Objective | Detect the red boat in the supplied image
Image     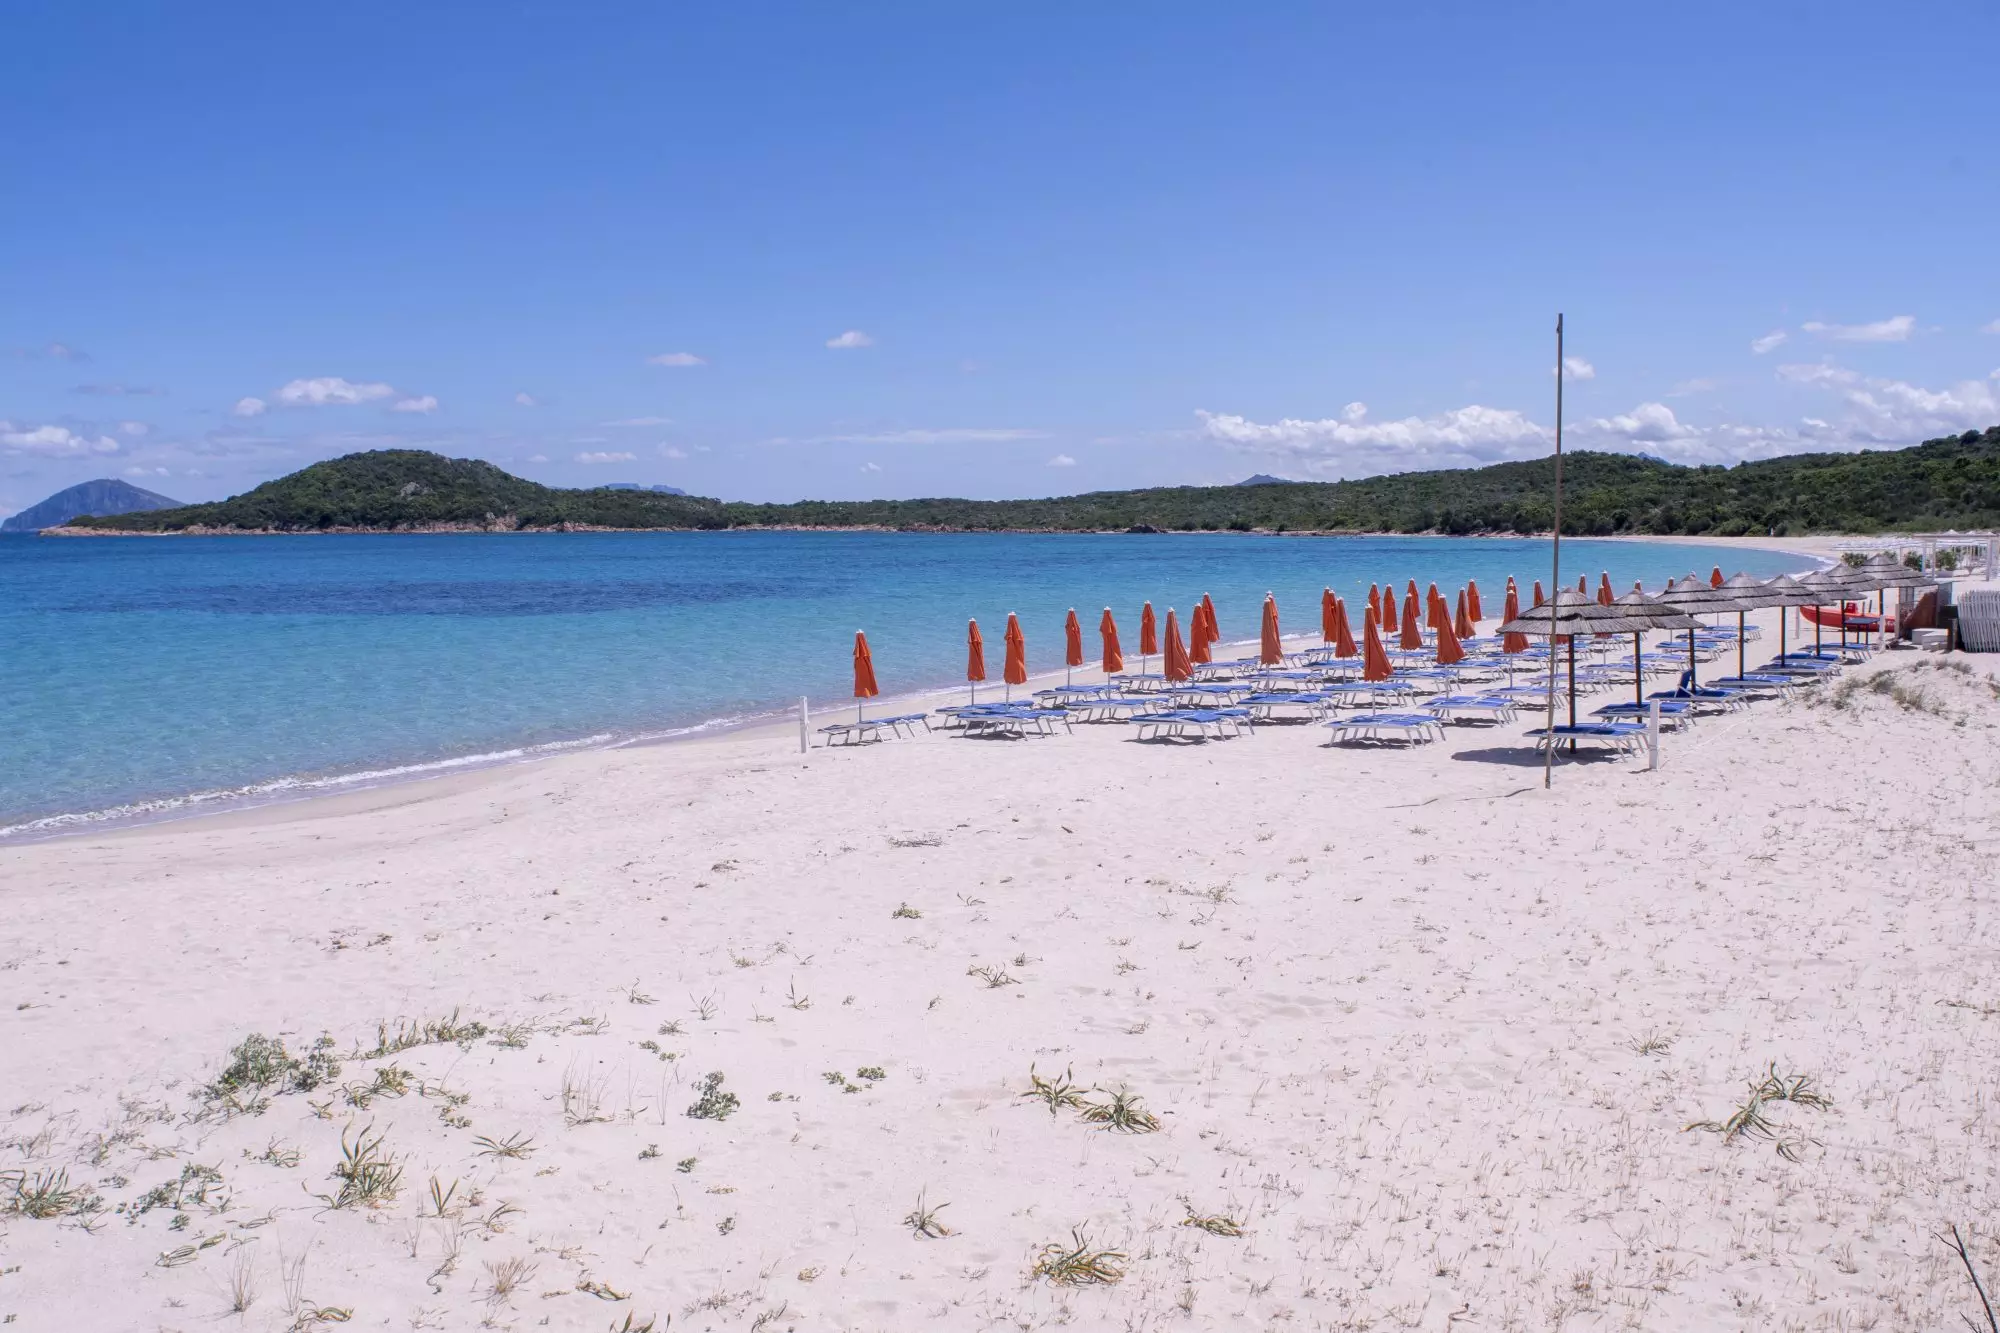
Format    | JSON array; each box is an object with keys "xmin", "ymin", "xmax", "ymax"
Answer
[{"xmin": 1801, "ymin": 602, "xmax": 1886, "ymax": 632}]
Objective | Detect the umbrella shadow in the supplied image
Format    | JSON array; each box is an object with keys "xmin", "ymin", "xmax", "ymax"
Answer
[{"xmin": 1449, "ymin": 744, "xmax": 1625, "ymax": 767}]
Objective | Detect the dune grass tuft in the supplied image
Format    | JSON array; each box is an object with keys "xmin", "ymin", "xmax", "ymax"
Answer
[{"xmin": 1030, "ymin": 1228, "xmax": 1126, "ymax": 1286}]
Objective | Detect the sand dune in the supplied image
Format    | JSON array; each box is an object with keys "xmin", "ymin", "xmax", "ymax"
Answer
[{"xmin": 5, "ymin": 612, "xmax": 2000, "ymax": 1332}]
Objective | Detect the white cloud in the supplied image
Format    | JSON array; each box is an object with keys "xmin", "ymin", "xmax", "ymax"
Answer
[
  {"xmin": 859, "ymin": 461, "xmax": 881, "ymax": 473},
  {"xmin": 119, "ymin": 420, "xmax": 149, "ymax": 437},
  {"xmin": 73, "ymin": 383, "xmax": 165, "ymax": 397},
  {"xmin": 514, "ymin": 392, "xmax": 538, "ymax": 407},
  {"xmin": 233, "ymin": 396, "xmax": 268, "ymax": 418},
  {"xmin": 275, "ymin": 377, "xmax": 397, "ymax": 406},
  {"xmin": 0, "ymin": 424, "xmax": 121, "ymax": 457},
  {"xmin": 825, "ymin": 330, "xmax": 874, "ymax": 350},
  {"xmin": 1047, "ymin": 453, "xmax": 1077, "ymax": 467},
  {"xmin": 1580, "ymin": 402, "xmax": 1701, "ymax": 443},
  {"xmin": 391, "ymin": 395, "xmax": 438, "ymax": 414},
  {"xmin": 46, "ymin": 342, "xmax": 85, "ymax": 360},
  {"xmin": 1750, "ymin": 330, "xmax": 1789, "ymax": 355},
  {"xmin": 1198, "ymin": 403, "xmax": 1550, "ymax": 477},
  {"xmin": 605, "ymin": 416, "xmax": 672, "ymax": 427},
  {"xmin": 660, "ymin": 446, "xmax": 689, "ymax": 460},
  {"xmin": 647, "ymin": 352, "xmax": 708, "ymax": 368},
  {"xmin": 1776, "ymin": 361, "xmax": 1998, "ymax": 441},
  {"xmin": 574, "ymin": 450, "xmax": 637, "ymax": 464},
  {"xmin": 1669, "ymin": 378, "xmax": 1720, "ymax": 396},
  {"xmin": 1801, "ymin": 314, "xmax": 1915, "ymax": 343},
  {"xmin": 811, "ymin": 427, "xmax": 1046, "ymax": 445},
  {"xmin": 123, "ymin": 465, "xmax": 170, "ymax": 477},
  {"xmin": 1982, "ymin": 319, "xmax": 2000, "ymax": 335},
  {"xmin": 527, "ymin": 453, "xmax": 549, "ymax": 463},
  {"xmin": 1561, "ymin": 356, "xmax": 1595, "ymax": 381}
]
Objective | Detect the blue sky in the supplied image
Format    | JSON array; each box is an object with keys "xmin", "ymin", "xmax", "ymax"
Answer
[{"xmin": 3, "ymin": 3, "xmax": 1997, "ymax": 515}]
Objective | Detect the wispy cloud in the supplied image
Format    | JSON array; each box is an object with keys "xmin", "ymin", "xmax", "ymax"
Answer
[
  {"xmin": 233, "ymin": 397, "xmax": 268, "ymax": 418},
  {"xmin": 1750, "ymin": 330, "xmax": 1789, "ymax": 355},
  {"xmin": 647, "ymin": 352, "xmax": 708, "ymax": 367},
  {"xmin": 514, "ymin": 392, "xmax": 539, "ymax": 407},
  {"xmin": 1047, "ymin": 453, "xmax": 1077, "ymax": 467},
  {"xmin": 1668, "ymin": 377, "xmax": 1720, "ymax": 396},
  {"xmin": 859, "ymin": 461, "xmax": 881, "ymax": 473},
  {"xmin": 605, "ymin": 416, "xmax": 672, "ymax": 427},
  {"xmin": 73, "ymin": 383, "xmax": 166, "ymax": 397},
  {"xmin": 276, "ymin": 376, "xmax": 397, "ymax": 406},
  {"xmin": 1801, "ymin": 314, "xmax": 1915, "ymax": 343},
  {"xmin": 8, "ymin": 342, "xmax": 88, "ymax": 361},
  {"xmin": 1561, "ymin": 356, "xmax": 1595, "ymax": 381},
  {"xmin": 574, "ymin": 450, "xmax": 637, "ymax": 464},
  {"xmin": 1982, "ymin": 319, "xmax": 2000, "ymax": 335},
  {"xmin": 825, "ymin": 330, "xmax": 874, "ymax": 350},
  {"xmin": 661, "ymin": 446, "xmax": 689, "ymax": 460},
  {"xmin": 1198, "ymin": 402, "xmax": 1549, "ymax": 478},
  {"xmin": 0, "ymin": 423, "xmax": 121, "ymax": 457},
  {"xmin": 391, "ymin": 395, "xmax": 439, "ymax": 414}
]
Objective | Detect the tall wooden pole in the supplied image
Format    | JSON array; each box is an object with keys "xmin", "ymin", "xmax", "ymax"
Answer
[{"xmin": 1543, "ymin": 314, "xmax": 1565, "ymax": 789}]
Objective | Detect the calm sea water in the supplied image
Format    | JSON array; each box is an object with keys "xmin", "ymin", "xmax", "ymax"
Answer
[{"xmin": 0, "ymin": 531, "xmax": 1808, "ymax": 834}]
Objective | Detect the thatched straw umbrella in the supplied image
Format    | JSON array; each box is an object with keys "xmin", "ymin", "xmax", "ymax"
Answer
[
  {"xmin": 1500, "ymin": 590, "xmax": 1678, "ymax": 727},
  {"xmin": 1754, "ymin": 573, "xmax": 1822, "ymax": 663},
  {"xmin": 1715, "ymin": 572, "xmax": 1786, "ymax": 679},
  {"xmin": 1650, "ymin": 577, "xmax": 1758, "ymax": 685},
  {"xmin": 1796, "ymin": 566, "xmax": 1879, "ymax": 654},
  {"xmin": 1609, "ymin": 591, "xmax": 1701, "ymax": 703},
  {"xmin": 1855, "ymin": 552, "xmax": 1936, "ymax": 640}
]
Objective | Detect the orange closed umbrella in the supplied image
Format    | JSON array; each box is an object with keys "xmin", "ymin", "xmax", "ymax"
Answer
[
  {"xmin": 1063, "ymin": 608, "xmax": 1084, "ymax": 684},
  {"xmin": 1259, "ymin": 593, "xmax": 1282, "ymax": 665},
  {"xmin": 1532, "ymin": 579, "xmax": 1546, "ymax": 608},
  {"xmin": 1381, "ymin": 583, "xmax": 1397, "ymax": 629},
  {"xmin": 1454, "ymin": 588, "xmax": 1474, "ymax": 640},
  {"xmin": 1426, "ymin": 582, "xmax": 1444, "ymax": 630},
  {"xmin": 1320, "ymin": 587, "xmax": 1337, "ymax": 644},
  {"xmin": 1367, "ymin": 583, "xmax": 1382, "ymax": 624},
  {"xmin": 1577, "ymin": 573, "xmax": 1588, "ymax": 594},
  {"xmin": 966, "ymin": 618, "xmax": 986, "ymax": 703},
  {"xmin": 852, "ymin": 630, "xmax": 879, "ymax": 722},
  {"xmin": 1597, "ymin": 572, "xmax": 1614, "ymax": 606},
  {"xmin": 1467, "ymin": 579, "xmax": 1483, "ymax": 623},
  {"xmin": 1163, "ymin": 609, "xmax": 1192, "ymax": 682},
  {"xmin": 1140, "ymin": 601, "xmax": 1158, "ymax": 666},
  {"xmin": 1399, "ymin": 584, "xmax": 1423, "ymax": 649},
  {"xmin": 1710, "ymin": 565, "xmax": 1725, "ymax": 588},
  {"xmin": 1434, "ymin": 606, "xmax": 1465, "ymax": 665},
  {"xmin": 1099, "ymin": 608, "xmax": 1124, "ymax": 675},
  {"xmin": 1200, "ymin": 593, "xmax": 1220, "ymax": 646},
  {"xmin": 1333, "ymin": 597, "xmax": 1358, "ymax": 658},
  {"xmin": 1003, "ymin": 612, "xmax": 1027, "ymax": 698},
  {"xmin": 1190, "ymin": 601, "xmax": 1212, "ymax": 665},
  {"xmin": 1362, "ymin": 610, "xmax": 1393, "ymax": 681},
  {"xmin": 1501, "ymin": 581, "xmax": 1528, "ymax": 654}
]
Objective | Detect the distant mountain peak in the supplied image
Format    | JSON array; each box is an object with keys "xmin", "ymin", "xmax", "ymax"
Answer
[
  {"xmin": 3, "ymin": 478, "xmax": 182, "ymax": 532},
  {"xmin": 1235, "ymin": 473, "xmax": 1293, "ymax": 486}
]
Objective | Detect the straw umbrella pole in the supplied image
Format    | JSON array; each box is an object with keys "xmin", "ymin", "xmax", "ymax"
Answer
[{"xmin": 1542, "ymin": 312, "xmax": 1567, "ymax": 789}]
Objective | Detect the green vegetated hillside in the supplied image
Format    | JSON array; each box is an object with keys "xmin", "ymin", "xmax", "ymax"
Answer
[
  {"xmin": 723, "ymin": 427, "xmax": 2000, "ymax": 536},
  {"xmin": 63, "ymin": 451, "xmax": 728, "ymax": 531},
  {"xmin": 54, "ymin": 427, "xmax": 2000, "ymax": 536}
]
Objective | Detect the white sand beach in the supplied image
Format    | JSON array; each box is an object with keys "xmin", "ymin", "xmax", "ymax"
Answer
[{"xmin": 6, "ymin": 607, "xmax": 2000, "ymax": 1332}]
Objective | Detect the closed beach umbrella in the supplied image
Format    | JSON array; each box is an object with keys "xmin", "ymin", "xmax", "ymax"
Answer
[
  {"xmin": 1399, "ymin": 584, "xmax": 1424, "ymax": 649},
  {"xmin": 852, "ymin": 629, "xmax": 880, "ymax": 723},
  {"xmin": 1362, "ymin": 610, "xmax": 1394, "ymax": 681},
  {"xmin": 1381, "ymin": 582, "xmax": 1397, "ymax": 630},
  {"xmin": 1710, "ymin": 566, "xmax": 1725, "ymax": 588},
  {"xmin": 1501, "ymin": 581, "xmax": 1528, "ymax": 654},
  {"xmin": 1426, "ymin": 582, "xmax": 1445, "ymax": 629},
  {"xmin": 1200, "ymin": 593, "xmax": 1220, "ymax": 646},
  {"xmin": 1367, "ymin": 583, "xmax": 1382, "ymax": 625},
  {"xmin": 1003, "ymin": 612, "xmax": 1028, "ymax": 699},
  {"xmin": 1190, "ymin": 600, "xmax": 1213, "ymax": 665},
  {"xmin": 1577, "ymin": 573, "xmax": 1588, "ymax": 594},
  {"xmin": 966, "ymin": 618, "xmax": 986, "ymax": 703},
  {"xmin": 1063, "ymin": 608, "xmax": 1084, "ymax": 685},
  {"xmin": 1260, "ymin": 593, "xmax": 1283, "ymax": 665},
  {"xmin": 1099, "ymin": 608, "xmax": 1124, "ymax": 675},
  {"xmin": 1320, "ymin": 587, "xmax": 1338, "ymax": 644},
  {"xmin": 1597, "ymin": 572, "xmax": 1614, "ymax": 606},
  {"xmin": 1140, "ymin": 601, "xmax": 1158, "ymax": 661},
  {"xmin": 1454, "ymin": 588, "xmax": 1474, "ymax": 640},
  {"xmin": 1163, "ymin": 609, "xmax": 1192, "ymax": 682},
  {"xmin": 1434, "ymin": 608, "xmax": 1466, "ymax": 666},
  {"xmin": 1333, "ymin": 597, "xmax": 1358, "ymax": 658},
  {"xmin": 1532, "ymin": 580, "xmax": 1546, "ymax": 608},
  {"xmin": 1466, "ymin": 579, "xmax": 1483, "ymax": 623}
]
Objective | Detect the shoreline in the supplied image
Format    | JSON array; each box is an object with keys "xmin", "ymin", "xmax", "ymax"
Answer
[{"xmin": 0, "ymin": 535, "xmax": 1843, "ymax": 846}]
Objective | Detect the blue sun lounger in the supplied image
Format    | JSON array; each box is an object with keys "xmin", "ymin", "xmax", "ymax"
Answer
[
  {"xmin": 1591, "ymin": 700, "xmax": 1693, "ymax": 729},
  {"xmin": 819, "ymin": 713, "xmax": 930, "ymax": 745},
  {"xmin": 1425, "ymin": 694, "xmax": 1521, "ymax": 724},
  {"xmin": 1527, "ymin": 722, "xmax": 1648, "ymax": 755},
  {"xmin": 1128, "ymin": 708, "xmax": 1251, "ymax": 741},
  {"xmin": 1324, "ymin": 712, "xmax": 1446, "ymax": 745}
]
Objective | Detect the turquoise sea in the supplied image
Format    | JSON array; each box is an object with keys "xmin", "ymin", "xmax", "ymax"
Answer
[{"xmin": 0, "ymin": 532, "xmax": 1809, "ymax": 835}]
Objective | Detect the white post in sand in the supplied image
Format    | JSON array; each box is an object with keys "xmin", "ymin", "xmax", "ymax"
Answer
[
  {"xmin": 799, "ymin": 696, "xmax": 809, "ymax": 753},
  {"xmin": 1646, "ymin": 700, "xmax": 1661, "ymax": 772}
]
